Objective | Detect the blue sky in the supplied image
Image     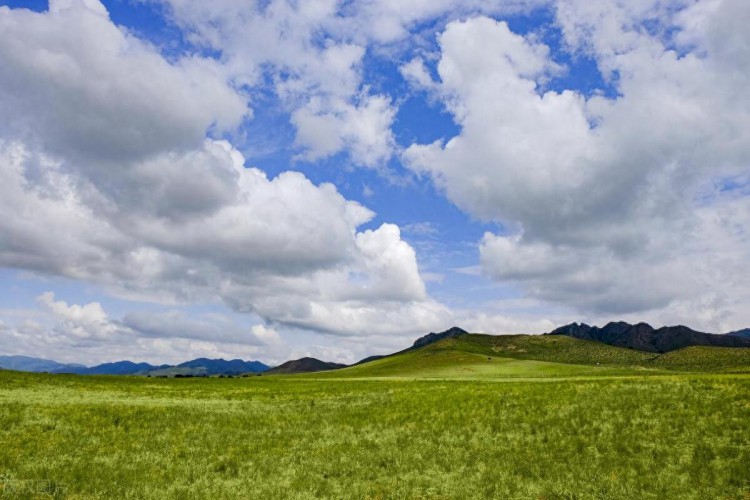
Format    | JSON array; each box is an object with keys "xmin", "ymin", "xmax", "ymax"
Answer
[{"xmin": 0, "ymin": 0, "xmax": 748, "ymax": 365}]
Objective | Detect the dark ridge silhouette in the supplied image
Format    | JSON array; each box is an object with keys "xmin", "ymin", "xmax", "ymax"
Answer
[
  {"xmin": 548, "ymin": 321, "xmax": 750, "ymax": 353},
  {"xmin": 412, "ymin": 326, "xmax": 468, "ymax": 349},
  {"xmin": 175, "ymin": 358, "xmax": 268, "ymax": 375},
  {"xmin": 351, "ymin": 326, "xmax": 471, "ymax": 366},
  {"xmin": 0, "ymin": 355, "xmax": 268, "ymax": 376},
  {"xmin": 728, "ymin": 328, "xmax": 750, "ymax": 339},
  {"xmin": 72, "ymin": 361, "xmax": 169, "ymax": 375},
  {"xmin": 266, "ymin": 357, "xmax": 346, "ymax": 374}
]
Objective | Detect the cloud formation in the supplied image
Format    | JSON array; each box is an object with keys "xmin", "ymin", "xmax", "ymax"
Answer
[
  {"xmin": 1, "ymin": 0, "xmax": 749, "ymax": 364},
  {"xmin": 0, "ymin": 0, "xmax": 450, "ymax": 340},
  {"xmin": 405, "ymin": 3, "xmax": 750, "ymax": 330}
]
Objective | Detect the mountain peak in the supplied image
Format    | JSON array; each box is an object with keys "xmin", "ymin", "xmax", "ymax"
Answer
[
  {"xmin": 549, "ymin": 321, "xmax": 750, "ymax": 353},
  {"xmin": 266, "ymin": 357, "xmax": 346, "ymax": 375},
  {"xmin": 412, "ymin": 326, "xmax": 468, "ymax": 349}
]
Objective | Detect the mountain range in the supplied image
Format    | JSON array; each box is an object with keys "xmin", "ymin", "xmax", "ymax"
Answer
[
  {"xmin": 0, "ymin": 356, "xmax": 268, "ymax": 376},
  {"xmin": 547, "ymin": 322, "xmax": 750, "ymax": 353},
  {"xmin": 2, "ymin": 321, "xmax": 749, "ymax": 376},
  {"xmin": 0, "ymin": 355, "xmax": 86, "ymax": 373}
]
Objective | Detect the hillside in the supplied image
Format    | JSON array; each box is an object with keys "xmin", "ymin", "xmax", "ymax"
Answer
[
  {"xmin": 266, "ymin": 357, "xmax": 346, "ymax": 375},
  {"xmin": 311, "ymin": 333, "xmax": 750, "ymax": 379},
  {"xmin": 648, "ymin": 346, "xmax": 750, "ymax": 372},
  {"xmin": 411, "ymin": 326, "xmax": 468, "ymax": 348},
  {"xmin": 312, "ymin": 335, "xmax": 660, "ymax": 379}
]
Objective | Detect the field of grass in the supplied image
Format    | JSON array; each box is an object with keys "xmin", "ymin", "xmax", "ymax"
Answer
[
  {"xmin": 1, "ymin": 368, "xmax": 749, "ymax": 499},
  {"xmin": 650, "ymin": 346, "xmax": 750, "ymax": 372}
]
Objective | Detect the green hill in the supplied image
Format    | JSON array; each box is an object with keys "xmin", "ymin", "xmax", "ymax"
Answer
[
  {"xmin": 310, "ymin": 335, "xmax": 654, "ymax": 379},
  {"xmin": 451, "ymin": 334, "xmax": 657, "ymax": 365},
  {"xmin": 648, "ymin": 345, "xmax": 750, "ymax": 372},
  {"xmin": 307, "ymin": 333, "xmax": 750, "ymax": 379}
]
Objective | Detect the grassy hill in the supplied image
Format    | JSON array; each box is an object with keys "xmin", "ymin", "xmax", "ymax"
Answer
[
  {"xmin": 305, "ymin": 333, "xmax": 750, "ymax": 379},
  {"xmin": 308, "ymin": 335, "xmax": 654, "ymax": 379},
  {"xmin": 649, "ymin": 345, "xmax": 750, "ymax": 372},
  {"xmin": 265, "ymin": 357, "xmax": 346, "ymax": 375}
]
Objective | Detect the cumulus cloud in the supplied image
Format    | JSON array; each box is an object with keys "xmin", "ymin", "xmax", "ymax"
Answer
[
  {"xmin": 0, "ymin": 294, "xmax": 289, "ymax": 364},
  {"xmin": 37, "ymin": 291, "xmax": 125, "ymax": 342},
  {"xmin": 0, "ymin": 0, "xmax": 247, "ymax": 163},
  {"xmin": 0, "ymin": 1, "xmax": 449, "ymax": 339},
  {"xmin": 404, "ymin": 3, "xmax": 750, "ymax": 332},
  {"xmin": 0, "ymin": 136, "xmax": 446, "ymax": 339},
  {"xmin": 151, "ymin": 0, "xmax": 552, "ymax": 167},
  {"xmin": 154, "ymin": 0, "xmax": 397, "ymax": 167}
]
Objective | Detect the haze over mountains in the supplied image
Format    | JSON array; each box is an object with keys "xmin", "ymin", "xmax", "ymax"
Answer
[
  {"xmin": 2, "ymin": 321, "xmax": 749, "ymax": 376},
  {"xmin": 0, "ymin": 356, "xmax": 268, "ymax": 376}
]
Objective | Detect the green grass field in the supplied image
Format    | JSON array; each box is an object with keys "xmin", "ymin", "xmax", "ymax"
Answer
[{"xmin": 1, "ymin": 335, "xmax": 749, "ymax": 499}]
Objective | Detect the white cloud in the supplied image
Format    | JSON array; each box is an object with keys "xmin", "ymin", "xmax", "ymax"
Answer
[
  {"xmin": 156, "ymin": 0, "xmax": 398, "ymax": 167},
  {"xmin": 455, "ymin": 311, "xmax": 557, "ymax": 335},
  {"xmin": 0, "ymin": 0, "xmax": 247, "ymax": 163},
  {"xmin": 251, "ymin": 324, "xmax": 282, "ymax": 345},
  {"xmin": 400, "ymin": 58, "xmax": 437, "ymax": 90},
  {"xmin": 0, "ymin": 295, "xmax": 289, "ymax": 364},
  {"xmin": 151, "ymin": 0, "xmax": 552, "ymax": 167},
  {"xmin": 121, "ymin": 310, "xmax": 274, "ymax": 346},
  {"xmin": 291, "ymin": 93, "xmax": 396, "ymax": 165},
  {"xmin": 0, "ymin": 135, "xmax": 446, "ymax": 338},
  {"xmin": 0, "ymin": 1, "xmax": 449, "ymax": 340},
  {"xmin": 404, "ymin": 5, "xmax": 750, "ymax": 332},
  {"xmin": 37, "ymin": 291, "xmax": 123, "ymax": 342}
]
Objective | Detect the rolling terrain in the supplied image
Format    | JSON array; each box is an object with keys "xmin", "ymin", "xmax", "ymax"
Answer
[
  {"xmin": 301, "ymin": 332, "xmax": 750, "ymax": 379},
  {"xmin": 3, "ymin": 322, "xmax": 748, "ymax": 378},
  {"xmin": 0, "ymin": 326, "xmax": 749, "ymax": 498},
  {"xmin": 265, "ymin": 357, "xmax": 346, "ymax": 374},
  {"xmin": 0, "ymin": 368, "xmax": 747, "ymax": 499}
]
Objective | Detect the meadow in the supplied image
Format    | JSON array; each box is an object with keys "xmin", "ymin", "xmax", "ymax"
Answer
[{"xmin": 1, "ymin": 367, "xmax": 749, "ymax": 499}]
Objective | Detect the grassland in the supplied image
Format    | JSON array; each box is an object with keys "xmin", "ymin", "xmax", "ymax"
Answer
[{"xmin": 1, "ymin": 366, "xmax": 749, "ymax": 499}]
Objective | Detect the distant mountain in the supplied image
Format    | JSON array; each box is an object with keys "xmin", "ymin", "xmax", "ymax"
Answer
[
  {"xmin": 548, "ymin": 321, "xmax": 750, "ymax": 353},
  {"xmin": 728, "ymin": 328, "xmax": 750, "ymax": 339},
  {"xmin": 0, "ymin": 355, "xmax": 267, "ymax": 376},
  {"xmin": 0, "ymin": 355, "xmax": 85, "ymax": 373},
  {"xmin": 175, "ymin": 358, "xmax": 268, "ymax": 375},
  {"xmin": 266, "ymin": 357, "xmax": 346, "ymax": 375},
  {"xmin": 351, "ymin": 326, "xmax": 470, "ymax": 366},
  {"xmin": 412, "ymin": 326, "xmax": 468, "ymax": 349},
  {"xmin": 72, "ymin": 361, "xmax": 169, "ymax": 375}
]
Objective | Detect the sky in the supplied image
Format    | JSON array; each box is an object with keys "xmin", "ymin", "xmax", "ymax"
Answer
[{"xmin": 0, "ymin": 0, "xmax": 748, "ymax": 366}]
